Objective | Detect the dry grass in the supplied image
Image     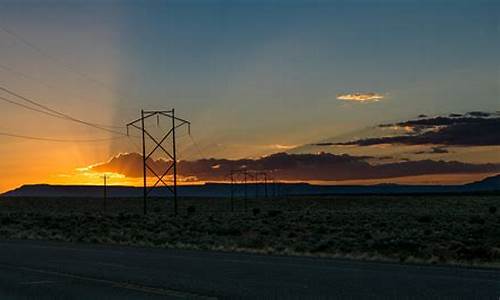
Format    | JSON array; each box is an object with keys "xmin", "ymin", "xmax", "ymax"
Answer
[{"xmin": 0, "ymin": 195, "xmax": 499, "ymax": 267}]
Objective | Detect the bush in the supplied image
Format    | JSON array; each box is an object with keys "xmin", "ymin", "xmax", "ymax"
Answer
[
  {"xmin": 267, "ymin": 210, "xmax": 281, "ymax": 218},
  {"xmin": 489, "ymin": 206, "xmax": 497, "ymax": 214},
  {"xmin": 0, "ymin": 216, "xmax": 12, "ymax": 226},
  {"xmin": 417, "ymin": 215, "xmax": 433, "ymax": 223},
  {"xmin": 469, "ymin": 215, "xmax": 485, "ymax": 225},
  {"xmin": 252, "ymin": 208, "xmax": 261, "ymax": 216},
  {"xmin": 216, "ymin": 227, "xmax": 241, "ymax": 236},
  {"xmin": 187, "ymin": 206, "xmax": 196, "ymax": 215}
]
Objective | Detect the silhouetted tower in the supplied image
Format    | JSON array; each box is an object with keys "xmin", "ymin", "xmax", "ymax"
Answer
[
  {"xmin": 102, "ymin": 174, "xmax": 108, "ymax": 213},
  {"xmin": 126, "ymin": 109, "xmax": 190, "ymax": 215},
  {"xmin": 244, "ymin": 170, "xmax": 248, "ymax": 211},
  {"xmin": 254, "ymin": 171, "xmax": 269, "ymax": 199}
]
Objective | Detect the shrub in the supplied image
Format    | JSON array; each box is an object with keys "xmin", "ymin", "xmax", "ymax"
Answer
[
  {"xmin": 469, "ymin": 215, "xmax": 485, "ymax": 225},
  {"xmin": 489, "ymin": 206, "xmax": 497, "ymax": 214},
  {"xmin": 216, "ymin": 227, "xmax": 241, "ymax": 236},
  {"xmin": 458, "ymin": 246, "xmax": 494, "ymax": 261},
  {"xmin": 0, "ymin": 215, "xmax": 12, "ymax": 226},
  {"xmin": 187, "ymin": 206, "xmax": 196, "ymax": 215},
  {"xmin": 252, "ymin": 208, "xmax": 261, "ymax": 216},
  {"xmin": 417, "ymin": 215, "xmax": 433, "ymax": 223},
  {"xmin": 267, "ymin": 210, "xmax": 281, "ymax": 218},
  {"xmin": 312, "ymin": 239, "xmax": 335, "ymax": 253}
]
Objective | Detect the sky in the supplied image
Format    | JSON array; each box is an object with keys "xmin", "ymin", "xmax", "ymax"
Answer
[{"xmin": 0, "ymin": 0, "xmax": 499, "ymax": 192}]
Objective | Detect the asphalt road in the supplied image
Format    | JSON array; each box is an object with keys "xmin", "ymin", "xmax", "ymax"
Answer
[{"xmin": 0, "ymin": 240, "xmax": 498, "ymax": 299}]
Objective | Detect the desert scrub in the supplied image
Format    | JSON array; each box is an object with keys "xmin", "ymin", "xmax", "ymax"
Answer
[{"xmin": 0, "ymin": 195, "xmax": 499, "ymax": 266}]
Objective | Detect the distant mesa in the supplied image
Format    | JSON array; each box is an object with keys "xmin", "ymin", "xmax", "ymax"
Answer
[
  {"xmin": 465, "ymin": 173, "xmax": 500, "ymax": 189},
  {"xmin": 2, "ymin": 174, "xmax": 499, "ymax": 198}
]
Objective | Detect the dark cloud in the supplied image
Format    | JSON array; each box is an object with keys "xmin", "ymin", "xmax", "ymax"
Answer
[
  {"xmin": 414, "ymin": 147, "xmax": 449, "ymax": 155},
  {"xmin": 377, "ymin": 156, "xmax": 394, "ymax": 160},
  {"xmin": 91, "ymin": 152, "xmax": 169, "ymax": 178},
  {"xmin": 467, "ymin": 111, "xmax": 491, "ymax": 117},
  {"xmin": 337, "ymin": 112, "xmax": 500, "ymax": 146},
  {"xmin": 90, "ymin": 152, "xmax": 500, "ymax": 182}
]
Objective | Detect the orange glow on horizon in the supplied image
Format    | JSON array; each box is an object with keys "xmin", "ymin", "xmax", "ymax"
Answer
[{"xmin": 2, "ymin": 168, "xmax": 498, "ymax": 194}]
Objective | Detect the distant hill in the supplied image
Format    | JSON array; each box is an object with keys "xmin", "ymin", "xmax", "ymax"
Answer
[
  {"xmin": 1, "ymin": 184, "xmax": 230, "ymax": 198},
  {"xmin": 465, "ymin": 174, "xmax": 500, "ymax": 190},
  {"xmin": 2, "ymin": 174, "xmax": 499, "ymax": 198}
]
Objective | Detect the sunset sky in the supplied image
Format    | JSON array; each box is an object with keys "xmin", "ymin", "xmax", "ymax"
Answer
[{"xmin": 0, "ymin": 0, "xmax": 499, "ymax": 192}]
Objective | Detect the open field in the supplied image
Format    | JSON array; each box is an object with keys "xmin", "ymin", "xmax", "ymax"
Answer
[{"xmin": 0, "ymin": 195, "xmax": 499, "ymax": 267}]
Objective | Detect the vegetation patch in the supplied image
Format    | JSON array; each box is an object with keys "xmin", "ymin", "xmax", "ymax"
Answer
[{"xmin": 0, "ymin": 195, "xmax": 499, "ymax": 267}]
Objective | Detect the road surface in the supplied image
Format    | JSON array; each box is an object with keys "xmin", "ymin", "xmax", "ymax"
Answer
[{"xmin": 0, "ymin": 240, "xmax": 498, "ymax": 299}]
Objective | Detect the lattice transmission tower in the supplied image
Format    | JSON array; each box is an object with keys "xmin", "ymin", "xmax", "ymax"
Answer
[{"xmin": 126, "ymin": 109, "xmax": 190, "ymax": 215}]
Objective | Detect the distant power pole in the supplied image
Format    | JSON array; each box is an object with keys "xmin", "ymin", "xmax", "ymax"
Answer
[
  {"xmin": 255, "ymin": 171, "xmax": 268, "ymax": 199},
  {"xmin": 244, "ymin": 171, "xmax": 248, "ymax": 211},
  {"xmin": 103, "ymin": 174, "xmax": 108, "ymax": 213},
  {"xmin": 255, "ymin": 172, "xmax": 259, "ymax": 199},
  {"xmin": 230, "ymin": 171, "xmax": 235, "ymax": 212},
  {"xmin": 126, "ymin": 109, "xmax": 190, "ymax": 215},
  {"xmin": 263, "ymin": 173, "xmax": 268, "ymax": 198}
]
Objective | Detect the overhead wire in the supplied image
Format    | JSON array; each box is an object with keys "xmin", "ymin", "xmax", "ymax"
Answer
[
  {"xmin": 0, "ymin": 85, "xmax": 129, "ymax": 135},
  {"xmin": 0, "ymin": 131, "xmax": 126, "ymax": 143},
  {"xmin": 187, "ymin": 133, "xmax": 208, "ymax": 160},
  {"xmin": 0, "ymin": 24, "xmax": 134, "ymax": 102},
  {"xmin": 0, "ymin": 95, "xmax": 67, "ymax": 119},
  {"xmin": 0, "ymin": 25, "xmax": 198, "ymax": 154},
  {"xmin": 0, "ymin": 63, "xmax": 54, "ymax": 90},
  {"xmin": 0, "ymin": 62, "xmax": 128, "ymax": 126}
]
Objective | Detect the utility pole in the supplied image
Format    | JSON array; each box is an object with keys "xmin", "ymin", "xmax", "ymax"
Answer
[
  {"xmin": 141, "ymin": 110, "xmax": 146, "ymax": 215},
  {"xmin": 254, "ymin": 171, "xmax": 268, "ymax": 199},
  {"xmin": 103, "ymin": 174, "xmax": 108, "ymax": 213},
  {"xmin": 255, "ymin": 172, "xmax": 259, "ymax": 199},
  {"xmin": 230, "ymin": 171, "xmax": 234, "ymax": 212},
  {"xmin": 172, "ymin": 109, "xmax": 178, "ymax": 215},
  {"xmin": 126, "ymin": 109, "xmax": 190, "ymax": 215},
  {"xmin": 264, "ymin": 173, "xmax": 268, "ymax": 198},
  {"xmin": 244, "ymin": 171, "xmax": 248, "ymax": 211}
]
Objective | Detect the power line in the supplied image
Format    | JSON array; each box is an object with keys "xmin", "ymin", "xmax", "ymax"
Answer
[
  {"xmin": 0, "ymin": 85, "xmax": 129, "ymax": 135},
  {"xmin": 0, "ymin": 131, "xmax": 126, "ymax": 143},
  {"xmin": 188, "ymin": 134, "xmax": 208, "ymax": 160},
  {"xmin": 0, "ymin": 95, "xmax": 67, "ymax": 119},
  {"xmin": 0, "ymin": 26, "xmax": 152, "ymax": 152},
  {"xmin": 0, "ymin": 24, "xmax": 132, "ymax": 101},
  {"xmin": 0, "ymin": 94, "xmax": 124, "ymax": 129},
  {"xmin": 0, "ymin": 63, "xmax": 54, "ymax": 90},
  {"xmin": 0, "ymin": 63, "xmax": 125, "ymax": 123}
]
